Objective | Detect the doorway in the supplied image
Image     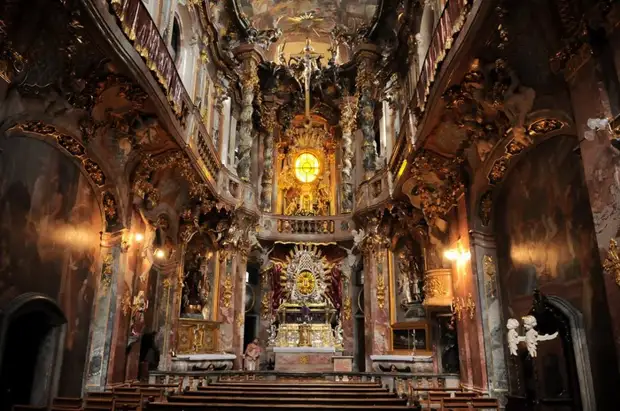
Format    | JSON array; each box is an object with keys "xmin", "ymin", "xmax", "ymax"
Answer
[{"xmin": 0, "ymin": 293, "xmax": 66, "ymax": 409}]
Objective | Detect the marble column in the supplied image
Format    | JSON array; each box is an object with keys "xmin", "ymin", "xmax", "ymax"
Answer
[
  {"xmin": 355, "ymin": 49, "xmax": 379, "ymax": 179},
  {"xmin": 233, "ymin": 46, "xmax": 261, "ymax": 182},
  {"xmin": 84, "ymin": 229, "xmax": 129, "ymax": 391},
  {"xmin": 216, "ymin": 251, "xmax": 236, "ymax": 353},
  {"xmin": 567, "ymin": 41, "xmax": 620, "ymax": 362},
  {"xmin": 340, "ymin": 258, "xmax": 356, "ymax": 355},
  {"xmin": 449, "ymin": 196, "xmax": 489, "ymax": 392},
  {"xmin": 232, "ymin": 251, "xmax": 249, "ymax": 369},
  {"xmin": 469, "ymin": 231, "xmax": 508, "ymax": 400},
  {"xmin": 260, "ymin": 103, "xmax": 277, "ymax": 212},
  {"xmin": 339, "ymin": 96, "xmax": 358, "ymax": 213},
  {"xmin": 154, "ymin": 263, "xmax": 178, "ymax": 371},
  {"xmin": 361, "ymin": 242, "xmax": 390, "ymax": 370},
  {"xmin": 258, "ymin": 267, "xmax": 272, "ymax": 354}
]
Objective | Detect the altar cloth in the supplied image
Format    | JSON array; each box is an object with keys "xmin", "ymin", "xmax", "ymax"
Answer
[{"xmin": 273, "ymin": 346, "xmax": 336, "ymax": 353}]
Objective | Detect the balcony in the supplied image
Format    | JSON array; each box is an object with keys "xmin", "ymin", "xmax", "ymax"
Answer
[
  {"xmin": 354, "ymin": 169, "xmax": 394, "ymax": 214},
  {"xmin": 108, "ymin": 0, "xmax": 230, "ymax": 197},
  {"xmin": 258, "ymin": 214, "xmax": 353, "ymax": 243}
]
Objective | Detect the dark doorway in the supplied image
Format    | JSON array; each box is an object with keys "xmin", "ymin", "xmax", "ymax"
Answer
[
  {"xmin": 0, "ymin": 294, "xmax": 66, "ymax": 409},
  {"xmin": 507, "ymin": 291, "xmax": 582, "ymax": 411}
]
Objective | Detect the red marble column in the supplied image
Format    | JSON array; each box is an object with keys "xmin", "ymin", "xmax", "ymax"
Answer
[
  {"xmin": 232, "ymin": 253, "xmax": 249, "ymax": 369},
  {"xmin": 567, "ymin": 42, "xmax": 620, "ymax": 364},
  {"xmin": 362, "ymin": 245, "xmax": 391, "ymax": 370},
  {"xmin": 216, "ymin": 252, "xmax": 236, "ymax": 353},
  {"xmin": 450, "ymin": 195, "xmax": 489, "ymax": 392}
]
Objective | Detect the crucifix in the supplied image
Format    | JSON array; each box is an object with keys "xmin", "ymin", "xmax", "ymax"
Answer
[{"xmin": 289, "ymin": 38, "xmax": 322, "ymax": 122}]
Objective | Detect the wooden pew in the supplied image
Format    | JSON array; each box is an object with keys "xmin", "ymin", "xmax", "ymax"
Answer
[
  {"xmin": 189, "ymin": 389, "xmax": 395, "ymax": 398},
  {"xmin": 11, "ymin": 406, "xmax": 46, "ymax": 411},
  {"xmin": 144, "ymin": 401, "xmax": 414, "ymax": 410},
  {"xmin": 84, "ymin": 391, "xmax": 114, "ymax": 411},
  {"xmin": 440, "ymin": 397, "xmax": 500, "ymax": 411},
  {"xmin": 52, "ymin": 397, "xmax": 83, "ymax": 409},
  {"xmin": 201, "ymin": 384, "xmax": 387, "ymax": 392}
]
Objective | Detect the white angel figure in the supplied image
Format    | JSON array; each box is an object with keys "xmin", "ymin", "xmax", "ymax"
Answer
[
  {"xmin": 522, "ymin": 315, "xmax": 558, "ymax": 358},
  {"xmin": 506, "ymin": 318, "xmax": 524, "ymax": 356},
  {"xmin": 351, "ymin": 229, "xmax": 365, "ymax": 249}
]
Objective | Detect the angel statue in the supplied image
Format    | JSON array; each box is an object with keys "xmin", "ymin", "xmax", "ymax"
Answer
[
  {"xmin": 351, "ymin": 229, "xmax": 365, "ymax": 249},
  {"xmin": 522, "ymin": 315, "xmax": 558, "ymax": 358},
  {"xmin": 506, "ymin": 318, "xmax": 524, "ymax": 357}
]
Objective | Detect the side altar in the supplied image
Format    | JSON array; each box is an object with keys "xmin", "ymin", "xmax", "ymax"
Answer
[{"xmin": 266, "ymin": 245, "xmax": 344, "ymax": 372}]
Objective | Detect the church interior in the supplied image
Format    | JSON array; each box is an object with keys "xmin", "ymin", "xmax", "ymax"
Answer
[{"xmin": 1, "ymin": 0, "xmax": 620, "ymax": 410}]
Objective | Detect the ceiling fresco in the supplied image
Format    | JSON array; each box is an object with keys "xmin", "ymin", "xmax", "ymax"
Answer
[{"xmin": 238, "ymin": 0, "xmax": 379, "ymax": 42}]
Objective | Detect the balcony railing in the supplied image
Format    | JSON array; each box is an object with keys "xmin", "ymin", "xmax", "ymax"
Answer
[
  {"xmin": 354, "ymin": 169, "xmax": 393, "ymax": 213},
  {"xmin": 259, "ymin": 214, "xmax": 354, "ymax": 242},
  {"xmin": 411, "ymin": 0, "xmax": 471, "ymax": 114}
]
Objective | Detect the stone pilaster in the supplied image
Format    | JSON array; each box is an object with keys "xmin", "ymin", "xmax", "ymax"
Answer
[
  {"xmin": 234, "ymin": 46, "xmax": 261, "ymax": 182},
  {"xmin": 232, "ymin": 252, "xmax": 249, "ymax": 369},
  {"xmin": 469, "ymin": 231, "xmax": 508, "ymax": 400},
  {"xmin": 83, "ymin": 229, "xmax": 129, "ymax": 391},
  {"xmin": 258, "ymin": 267, "xmax": 272, "ymax": 355},
  {"xmin": 355, "ymin": 49, "xmax": 379, "ymax": 179},
  {"xmin": 339, "ymin": 96, "xmax": 358, "ymax": 213},
  {"xmin": 154, "ymin": 263, "xmax": 177, "ymax": 371},
  {"xmin": 341, "ymin": 264, "xmax": 355, "ymax": 355}
]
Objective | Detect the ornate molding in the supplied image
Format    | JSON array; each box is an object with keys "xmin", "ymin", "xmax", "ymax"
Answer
[{"xmin": 603, "ymin": 238, "xmax": 620, "ymax": 287}]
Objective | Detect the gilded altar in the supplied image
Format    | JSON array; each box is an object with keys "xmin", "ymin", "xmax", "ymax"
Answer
[
  {"xmin": 269, "ymin": 245, "xmax": 342, "ymax": 350},
  {"xmin": 175, "ymin": 319, "xmax": 220, "ymax": 354}
]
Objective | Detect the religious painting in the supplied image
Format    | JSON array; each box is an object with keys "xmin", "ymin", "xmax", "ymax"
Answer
[
  {"xmin": 495, "ymin": 136, "xmax": 600, "ymax": 308},
  {"xmin": 391, "ymin": 322, "xmax": 429, "ymax": 352},
  {"xmin": 0, "ymin": 136, "xmax": 102, "ymax": 396}
]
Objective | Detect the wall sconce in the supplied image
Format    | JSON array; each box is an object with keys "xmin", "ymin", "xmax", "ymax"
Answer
[
  {"xmin": 451, "ymin": 293, "xmax": 476, "ymax": 321},
  {"xmin": 154, "ymin": 248, "xmax": 166, "ymax": 260},
  {"xmin": 443, "ymin": 239, "xmax": 471, "ymax": 263}
]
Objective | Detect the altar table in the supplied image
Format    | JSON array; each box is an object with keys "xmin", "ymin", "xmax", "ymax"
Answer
[{"xmin": 273, "ymin": 347, "xmax": 341, "ymax": 372}]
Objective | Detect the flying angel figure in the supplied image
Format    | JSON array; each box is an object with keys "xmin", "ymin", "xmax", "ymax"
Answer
[{"xmin": 506, "ymin": 318, "xmax": 525, "ymax": 357}]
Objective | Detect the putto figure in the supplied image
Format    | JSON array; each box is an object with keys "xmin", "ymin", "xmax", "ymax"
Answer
[{"xmin": 506, "ymin": 316, "xmax": 558, "ymax": 358}]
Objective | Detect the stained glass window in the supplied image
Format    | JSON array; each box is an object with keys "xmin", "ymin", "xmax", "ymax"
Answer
[{"xmin": 294, "ymin": 153, "xmax": 320, "ymax": 183}]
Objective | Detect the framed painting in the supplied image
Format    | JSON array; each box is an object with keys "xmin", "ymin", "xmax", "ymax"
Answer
[{"xmin": 391, "ymin": 322, "xmax": 430, "ymax": 353}]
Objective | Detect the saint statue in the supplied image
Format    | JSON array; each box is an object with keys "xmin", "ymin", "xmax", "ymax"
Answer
[{"xmin": 244, "ymin": 338, "xmax": 262, "ymax": 371}]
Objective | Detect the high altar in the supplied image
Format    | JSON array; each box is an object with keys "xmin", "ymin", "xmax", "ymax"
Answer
[{"xmin": 267, "ymin": 245, "xmax": 343, "ymax": 372}]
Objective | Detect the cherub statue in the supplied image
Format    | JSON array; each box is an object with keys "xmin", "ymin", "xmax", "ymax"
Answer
[
  {"xmin": 506, "ymin": 318, "xmax": 524, "ymax": 357},
  {"xmin": 522, "ymin": 315, "xmax": 558, "ymax": 358},
  {"xmin": 268, "ymin": 323, "xmax": 278, "ymax": 346}
]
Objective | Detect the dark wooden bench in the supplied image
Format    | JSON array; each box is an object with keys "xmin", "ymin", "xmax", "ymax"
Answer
[
  {"xmin": 145, "ymin": 401, "xmax": 414, "ymax": 411},
  {"xmin": 440, "ymin": 397, "xmax": 500, "ymax": 410},
  {"xmin": 168, "ymin": 394, "xmax": 407, "ymax": 406},
  {"xmin": 190, "ymin": 389, "xmax": 394, "ymax": 398}
]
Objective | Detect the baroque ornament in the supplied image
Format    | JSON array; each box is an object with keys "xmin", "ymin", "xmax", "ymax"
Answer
[
  {"xmin": 479, "ymin": 191, "xmax": 493, "ymax": 226},
  {"xmin": 339, "ymin": 95, "xmax": 358, "ymax": 213},
  {"xmin": 603, "ymin": 238, "xmax": 620, "ymax": 287},
  {"xmin": 356, "ymin": 55, "xmax": 378, "ymax": 175}
]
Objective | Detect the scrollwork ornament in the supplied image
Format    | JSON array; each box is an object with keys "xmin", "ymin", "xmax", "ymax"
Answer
[{"xmin": 603, "ymin": 238, "xmax": 620, "ymax": 287}]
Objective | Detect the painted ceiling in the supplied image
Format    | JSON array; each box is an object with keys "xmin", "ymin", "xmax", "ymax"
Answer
[{"xmin": 238, "ymin": 0, "xmax": 379, "ymax": 43}]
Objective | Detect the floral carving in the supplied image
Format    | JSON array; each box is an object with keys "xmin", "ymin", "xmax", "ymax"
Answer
[
  {"xmin": 479, "ymin": 190, "xmax": 493, "ymax": 226},
  {"xmin": 100, "ymin": 253, "xmax": 114, "ymax": 290}
]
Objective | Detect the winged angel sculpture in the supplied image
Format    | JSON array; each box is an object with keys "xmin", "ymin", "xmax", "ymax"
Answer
[{"xmin": 507, "ymin": 315, "xmax": 558, "ymax": 358}]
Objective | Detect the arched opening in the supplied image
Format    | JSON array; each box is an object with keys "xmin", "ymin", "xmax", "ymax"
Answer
[
  {"xmin": 0, "ymin": 294, "xmax": 66, "ymax": 409},
  {"xmin": 171, "ymin": 17, "xmax": 181, "ymax": 64},
  {"xmin": 493, "ymin": 135, "xmax": 619, "ymax": 409}
]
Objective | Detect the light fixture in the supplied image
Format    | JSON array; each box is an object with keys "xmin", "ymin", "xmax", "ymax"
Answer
[
  {"xmin": 135, "ymin": 233, "xmax": 144, "ymax": 242},
  {"xmin": 443, "ymin": 239, "xmax": 471, "ymax": 262},
  {"xmin": 154, "ymin": 248, "xmax": 166, "ymax": 259}
]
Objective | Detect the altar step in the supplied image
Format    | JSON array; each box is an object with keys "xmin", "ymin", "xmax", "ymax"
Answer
[
  {"xmin": 192, "ymin": 389, "xmax": 394, "ymax": 398},
  {"xmin": 168, "ymin": 395, "xmax": 407, "ymax": 406},
  {"xmin": 205, "ymin": 382, "xmax": 386, "ymax": 391}
]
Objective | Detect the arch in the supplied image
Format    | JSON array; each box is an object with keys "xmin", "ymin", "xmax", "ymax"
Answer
[
  {"xmin": 3, "ymin": 121, "xmax": 126, "ymax": 231},
  {"xmin": 467, "ymin": 111, "xmax": 575, "ymax": 234},
  {"xmin": 0, "ymin": 293, "xmax": 67, "ymax": 408},
  {"xmin": 544, "ymin": 296, "xmax": 596, "ymax": 410}
]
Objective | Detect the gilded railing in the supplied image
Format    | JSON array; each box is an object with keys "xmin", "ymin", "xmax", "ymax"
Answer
[
  {"xmin": 259, "ymin": 214, "xmax": 353, "ymax": 242},
  {"xmin": 354, "ymin": 168, "xmax": 393, "ymax": 213},
  {"xmin": 411, "ymin": 0, "xmax": 471, "ymax": 115}
]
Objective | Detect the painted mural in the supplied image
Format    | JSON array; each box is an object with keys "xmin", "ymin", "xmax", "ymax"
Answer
[
  {"xmin": 495, "ymin": 136, "xmax": 600, "ymax": 308},
  {"xmin": 0, "ymin": 136, "xmax": 102, "ymax": 396},
  {"xmin": 239, "ymin": 0, "xmax": 378, "ymax": 37}
]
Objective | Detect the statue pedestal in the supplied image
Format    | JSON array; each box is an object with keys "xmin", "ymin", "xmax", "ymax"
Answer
[
  {"xmin": 273, "ymin": 347, "xmax": 340, "ymax": 372},
  {"xmin": 369, "ymin": 354, "xmax": 433, "ymax": 373},
  {"xmin": 170, "ymin": 353, "xmax": 236, "ymax": 371}
]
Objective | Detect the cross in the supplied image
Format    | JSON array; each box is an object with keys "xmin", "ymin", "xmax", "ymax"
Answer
[{"xmin": 289, "ymin": 38, "xmax": 322, "ymax": 121}]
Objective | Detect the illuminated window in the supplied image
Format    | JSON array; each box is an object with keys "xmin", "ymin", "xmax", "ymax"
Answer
[{"xmin": 294, "ymin": 153, "xmax": 320, "ymax": 183}]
